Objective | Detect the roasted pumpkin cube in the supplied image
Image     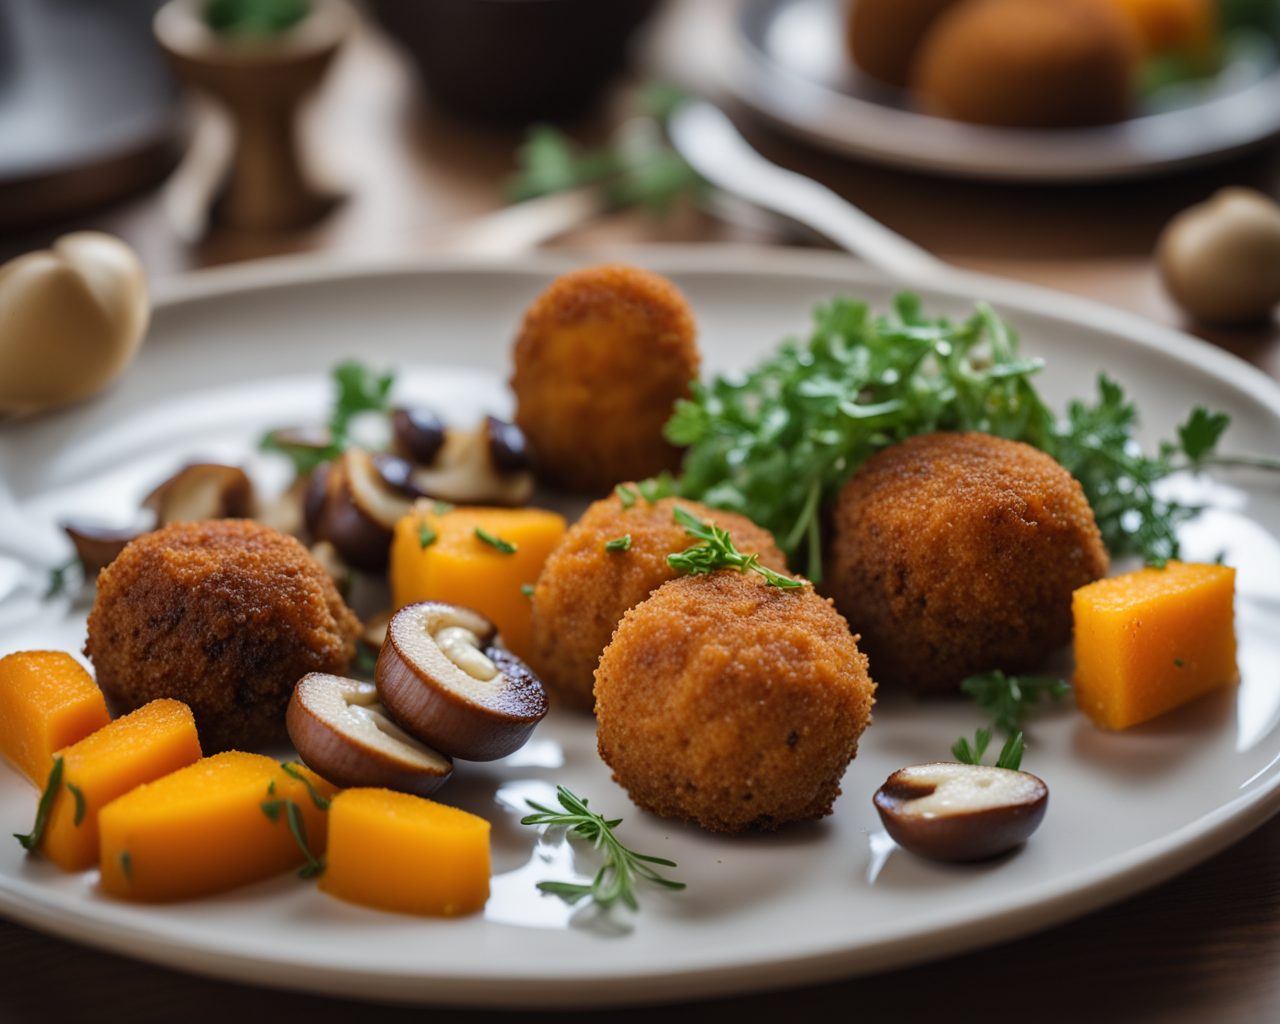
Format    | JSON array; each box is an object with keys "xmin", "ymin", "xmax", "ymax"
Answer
[
  {"xmin": 0, "ymin": 651, "xmax": 110, "ymax": 786},
  {"xmin": 1072, "ymin": 560, "xmax": 1237, "ymax": 729}
]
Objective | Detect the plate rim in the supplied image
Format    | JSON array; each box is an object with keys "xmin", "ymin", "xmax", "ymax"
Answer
[{"xmin": 4, "ymin": 245, "xmax": 1280, "ymax": 1007}]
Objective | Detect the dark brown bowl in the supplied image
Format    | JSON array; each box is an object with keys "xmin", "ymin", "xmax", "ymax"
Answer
[{"xmin": 368, "ymin": 0, "xmax": 660, "ymax": 124}]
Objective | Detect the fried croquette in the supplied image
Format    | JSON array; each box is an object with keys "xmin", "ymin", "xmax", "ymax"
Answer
[
  {"xmin": 826, "ymin": 432, "xmax": 1109, "ymax": 696},
  {"xmin": 911, "ymin": 0, "xmax": 1136, "ymax": 128},
  {"xmin": 511, "ymin": 264, "xmax": 700, "ymax": 493},
  {"xmin": 527, "ymin": 492, "xmax": 787, "ymax": 710},
  {"xmin": 595, "ymin": 571, "xmax": 875, "ymax": 834},
  {"xmin": 847, "ymin": 0, "xmax": 962, "ymax": 87},
  {"xmin": 85, "ymin": 519, "xmax": 361, "ymax": 752}
]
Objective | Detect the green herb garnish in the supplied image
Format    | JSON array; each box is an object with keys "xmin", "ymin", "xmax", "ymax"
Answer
[
  {"xmin": 120, "ymin": 851, "xmax": 132, "ymax": 880},
  {"xmin": 281, "ymin": 762, "xmax": 331, "ymax": 810},
  {"xmin": 521, "ymin": 786, "xmax": 684, "ymax": 911},
  {"xmin": 15, "ymin": 758, "xmax": 63, "ymax": 851},
  {"xmin": 961, "ymin": 670, "xmax": 1070, "ymax": 736},
  {"xmin": 261, "ymin": 798, "xmax": 324, "ymax": 878},
  {"xmin": 615, "ymin": 484, "xmax": 638, "ymax": 509},
  {"xmin": 68, "ymin": 783, "xmax": 86, "ymax": 827},
  {"xmin": 45, "ymin": 558, "xmax": 80, "ymax": 600},
  {"xmin": 418, "ymin": 519, "xmax": 437, "ymax": 550},
  {"xmin": 605, "ymin": 534, "xmax": 632, "ymax": 553},
  {"xmin": 433, "ymin": 501, "xmax": 455, "ymax": 516},
  {"xmin": 205, "ymin": 0, "xmax": 310, "ymax": 36},
  {"xmin": 521, "ymin": 583, "xmax": 536, "ymax": 598},
  {"xmin": 669, "ymin": 294, "xmax": 1248, "ymax": 579},
  {"xmin": 952, "ymin": 728, "xmax": 1025, "ymax": 770},
  {"xmin": 666, "ymin": 507, "xmax": 802, "ymax": 588},
  {"xmin": 637, "ymin": 472, "xmax": 676, "ymax": 504},
  {"xmin": 506, "ymin": 83, "xmax": 703, "ymax": 217},
  {"xmin": 476, "ymin": 528, "xmax": 517, "ymax": 554},
  {"xmin": 261, "ymin": 360, "xmax": 395, "ymax": 477}
]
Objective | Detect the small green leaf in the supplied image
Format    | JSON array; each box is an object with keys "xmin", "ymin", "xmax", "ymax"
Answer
[
  {"xmin": 1178, "ymin": 406, "xmax": 1231, "ymax": 464},
  {"xmin": 281, "ymin": 762, "xmax": 331, "ymax": 810},
  {"xmin": 951, "ymin": 728, "xmax": 990, "ymax": 765},
  {"xmin": 45, "ymin": 558, "xmax": 81, "ymax": 600},
  {"xmin": 1175, "ymin": 658, "xmax": 1185, "ymax": 668},
  {"xmin": 995, "ymin": 731, "xmax": 1025, "ymax": 771},
  {"xmin": 433, "ymin": 501, "xmax": 455, "ymax": 516},
  {"xmin": 521, "ymin": 583, "xmax": 535, "ymax": 598},
  {"xmin": 418, "ymin": 519, "xmax": 437, "ymax": 549},
  {"xmin": 615, "ymin": 484, "xmax": 638, "ymax": 509},
  {"xmin": 68, "ymin": 783, "xmax": 86, "ymax": 827},
  {"xmin": 15, "ymin": 757, "xmax": 63, "ymax": 851},
  {"xmin": 605, "ymin": 534, "xmax": 632, "ymax": 553},
  {"xmin": 120, "ymin": 850, "xmax": 132, "ymax": 880},
  {"xmin": 475, "ymin": 528, "xmax": 517, "ymax": 554},
  {"xmin": 262, "ymin": 797, "xmax": 325, "ymax": 878}
]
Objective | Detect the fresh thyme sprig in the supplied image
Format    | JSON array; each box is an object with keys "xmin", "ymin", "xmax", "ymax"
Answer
[
  {"xmin": 667, "ymin": 506, "xmax": 803, "ymax": 588},
  {"xmin": 953, "ymin": 729, "xmax": 1026, "ymax": 770},
  {"xmin": 521, "ymin": 786, "xmax": 684, "ymax": 911},
  {"xmin": 961, "ymin": 670, "xmax": 1071, "ymax": 736},
  {"xmin": 476, "ymin": 527, "xmax": 517, "ymax": 554},
  {"xmin": 261, "ymin": 798, "xmax": 324, "ymax": 878},
  {"xmin": 15, "ymin": 757, "xmax": 63, "ymax": 851}
]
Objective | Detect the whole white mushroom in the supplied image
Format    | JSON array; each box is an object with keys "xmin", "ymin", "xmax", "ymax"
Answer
[
  {"xmin": 1157, "ymin": 187, "xmax": 1280, "ymax": 326},
  {"xmin": 0, "ymin": 232, "xmax": 149, "ymax": 417}
]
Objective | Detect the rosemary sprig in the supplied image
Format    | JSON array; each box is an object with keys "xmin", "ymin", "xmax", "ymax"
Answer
[
  {"xmin": 521, "ymin": 786, "xmax": 684, "ymax": 911},
  {"xmin": 476, "ymin": 527, "xmax": 517, "ymax": 554},
  {"xmin": 666, "ymin": 507, "xmax": 803, "ymax": 588},
  {"xmin": 15, "ymin": 758, "xmax": 63, "ymax": 850}
]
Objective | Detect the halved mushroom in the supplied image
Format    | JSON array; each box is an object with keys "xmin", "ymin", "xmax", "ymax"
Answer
[
  {"xmin": 392, "ymin": 407, "xmax": 446, "ymax": 465},
  {"xmin": 873, "ymin": 762, "xmax": 1048, "ymax": 863},
  {"xmin": 408, "ymin": 420, "xmax": 534, "ymax": 507},
  {"xmin": 143, "ymin": 463, "xmax": 254, "ymax": 525},
  {"xmin": 63, "ymin": 524, "xmax": 148, "ymax": 578},
  {"xmin": 287, "ymin": 673, "xmax": 453, "ymax": 796},
  {"xmin": 315, "ymin": 448, "xmax": 413, "ymax": 572},
  {"xmin": 375, "ymin": 601, "xmax": 547, "ymax": 761}
]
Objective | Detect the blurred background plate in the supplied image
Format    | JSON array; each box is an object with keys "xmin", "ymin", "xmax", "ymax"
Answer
[{"xmin": 726, "ymin": 0, "xmax": 1280, "ymax": 181}]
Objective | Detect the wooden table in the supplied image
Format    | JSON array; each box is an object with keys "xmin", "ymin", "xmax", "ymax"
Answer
[{"xmin": 3, "ymin": 5, "xmax": 1280, "ymax": 1021}]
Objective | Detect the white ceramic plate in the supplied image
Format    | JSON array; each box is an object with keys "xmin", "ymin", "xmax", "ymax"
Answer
[
  {"xmin": 2, "ymin": 248, "xmax": 1280, "ymax": 1008},
  {"xmin": 727, "ymin": 0, "xmax": 1280, "ymax": 181}
]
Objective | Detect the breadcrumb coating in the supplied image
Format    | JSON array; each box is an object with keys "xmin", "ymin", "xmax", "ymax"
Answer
[
  {"xmin": 826, "ymin": 432, "xmax": 1109, "ymax": 695},
  {"xmin": 527, "ymin": 492, "xmax": 787, "ymax": 710},
  {"xmin": 595, "ymin": 571, "xmax": 875, "ymax": 834},
  {"xmin": 86, "ymin": 519, "xmax": 360, "ymax": 752},
  {"xmin": 511, "ymin": 264, "xmax": 700, "ymax": 493}
]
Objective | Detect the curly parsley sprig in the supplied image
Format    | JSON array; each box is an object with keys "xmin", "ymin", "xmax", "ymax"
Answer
[
  {"xmin": 522, "ymin": 786, "xmax": 684, "ymax": 911},
  {"xmin": 667, "ymin": 506, "xmax": 803, "ymax": 588}
]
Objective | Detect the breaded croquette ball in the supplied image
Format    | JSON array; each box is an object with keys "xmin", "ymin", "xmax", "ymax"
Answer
[
  {"xmin": 511, "ymin": 264, "xmax": 700, "ymax": 493},
  {"xmin": 848, "ymin": 0, "xmax": 962, "ymax": 87},
  {"xmin": 911, "ymin": 0, "xmax": 1136, "ymax": 127},
  {"xmin": 595, "ymin": 571, "xmax": 875, "ymax": 834},
  {"xmin": 826, "ymin": 432, "xmax": 1109, "ymax": 696},
  {"xmin": 527, "ymin": 491, "xmax": 787, "ymax": 710},
  {"xmin": 86, "ymin": 519, "xmax": 361, "ymax": 752}
]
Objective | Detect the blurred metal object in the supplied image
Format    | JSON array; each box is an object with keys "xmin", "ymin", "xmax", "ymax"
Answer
[
  {"xmin": 0, "ymin": 0, "xmax": 180, "ymax": 230},
  {"xmin": 427, "ymin": 187, "xmax": 609, "ymax": 256},
  {"xmin": 368, "ymin": 0, "xmax": 660, "ymax": 124},
  {"xmin": 154, "ymin": 0, "xmax": 351, "ymax": 232}
]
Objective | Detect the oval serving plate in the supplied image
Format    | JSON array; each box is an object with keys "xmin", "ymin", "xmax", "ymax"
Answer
[
  {"xmin": 727, "ymin": 0, "xmax": 1280, "ymax": 181},
  {"xmin": 0, "ymin": 247, "xmax": 1279, "ymax": 1007}
]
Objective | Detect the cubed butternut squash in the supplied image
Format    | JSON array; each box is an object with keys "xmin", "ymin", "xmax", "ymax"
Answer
[
  {"xmin": 319, "ymin": 788, "xmax": 490, "ymax": 916},
  {"xmin": 98, "ymin": 752, "xmax": 338, "ymax": 902},
  {"xmin": 1072, "ymin": 560, "xmax": 1237, "ymax": 730},
  {"xmin": 39, "ymin": 699, "xmax": 202, "ymax": 872},
  {"xmin": 0, "ymin": 651, "xmax": 110, "ymax": 786},
  {"xmin": 389, "ymin": 503, "xmax": 566, "ymax": 661}
]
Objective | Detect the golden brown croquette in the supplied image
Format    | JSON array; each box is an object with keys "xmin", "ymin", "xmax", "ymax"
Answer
[
  {"xmin": 595, "ymin": 571, "xmax": 875, "ymax": 834},
  {"xmin": 527, "ymin": 492, "xmax": 787, "ymax": 711},
  {"xmin": 825, "ymin": 432, "xmax": 1109, "ymax": 696},
  {"xmin": 85, "ymin": 519, "xmax": 361, "ymax": 752},
  {"xmin": 511, "ymin": 264, "xmax": 700, "ymax": 493}
]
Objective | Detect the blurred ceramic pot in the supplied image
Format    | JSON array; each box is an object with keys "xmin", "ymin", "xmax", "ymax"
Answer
[
  {"xmin": 154, "ymin": 0, "xmax": 350, "ymax": 230},
  {"xmin": 368, "ymin": 0, "xmax": 659, "ymax": 124}
]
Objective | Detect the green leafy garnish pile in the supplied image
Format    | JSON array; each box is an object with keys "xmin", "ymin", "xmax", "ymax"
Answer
[
  {"xmin": 506, "ymin": 83, "xmax": 703, "ymax": 217},
  {"xmin": 667, "ymin": 507, "xmax": 803, "ymax": 588},
  {"xmin": 262, "ymin": 360, "xmax": 395, "ymax": 476},
  {"xmin": 522, "ymin": 786, "xmax": 684, "ymax": 911},
  {"xmin": 668, "ymin": 293, "xmax": 1239, "ymax": 580},
  {"xmin": 952, "ymin": 728, "xmax": 1026, "ymax": 771}
]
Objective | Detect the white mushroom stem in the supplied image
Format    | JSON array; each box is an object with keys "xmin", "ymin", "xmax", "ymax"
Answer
[{"xmin": 434, "ymin": 625, "xmax": 499, "ymax": 681}]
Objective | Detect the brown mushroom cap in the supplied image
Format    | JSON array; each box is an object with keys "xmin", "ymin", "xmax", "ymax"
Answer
[
  {"xmin": 287, "ymin": 673, "xmax": 453, "ymax": 797},
  {"xmin": 375, "ymin": 602, "xmax": 548, "ymax": 761},
  {"xmin": 873, "ymin": 762, "xmax": 1048, "ymax": 862}
]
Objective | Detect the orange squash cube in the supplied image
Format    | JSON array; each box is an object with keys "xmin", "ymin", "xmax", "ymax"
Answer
[
  {"xmin": 39, "ymin": 699, "xmax": 202, "ymax": 872},
  {"xmin": 98, "ymin": 752, "xmax": 337, "ymax": 902},
  {"xmin": 1072, "ymin": 561, "xmax": 1237, "ymax": 730},
  {"xmin": 319, "ymin": 788, "xmax": 490, "ymax": 916},
  {"xmin": 0, "ymin": 651, "xmax": 110, "ymax": 786},
  {"xmin": 389, "ymin": 503, "xmax": 566, "ymax": 661}
]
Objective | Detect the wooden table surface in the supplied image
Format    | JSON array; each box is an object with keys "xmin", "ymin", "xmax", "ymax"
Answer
[{"xmin": 3, "ymin": 4, "xmax": 1280, "ymax": 1021}]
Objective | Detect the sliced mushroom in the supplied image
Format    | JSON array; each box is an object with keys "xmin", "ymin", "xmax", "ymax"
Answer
[
  {"xmin": 375, "ymin": 601, "xmax": 548, "ymax": 761},
  {"xmin": 143, "ymin": 463, "xmax": 254, "ymax": 525},
  {"xmin": 303, "ymin": 461, "xmax": 331, "ymax": 536},
  {"xmin": 63, "ymin": 523, "xmax": 150, "ymax": 578},
  {"xmin": 392, "ymin": 407, "xmax": 446, "ymax": 465},
  {"xmin": 315, "ymin": 448, "xmax": 413, "ymax": 572},
  {"xmin": 409, "ymin": 421, "xmax": 534, "ymax": 507},
  {"xmin": 287, "ymin": 673, "xmax": 453, "ymax": 796},
  {"xmin": 873, "ymin": 762, "xmax": 1048, "ymax": 863}
]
